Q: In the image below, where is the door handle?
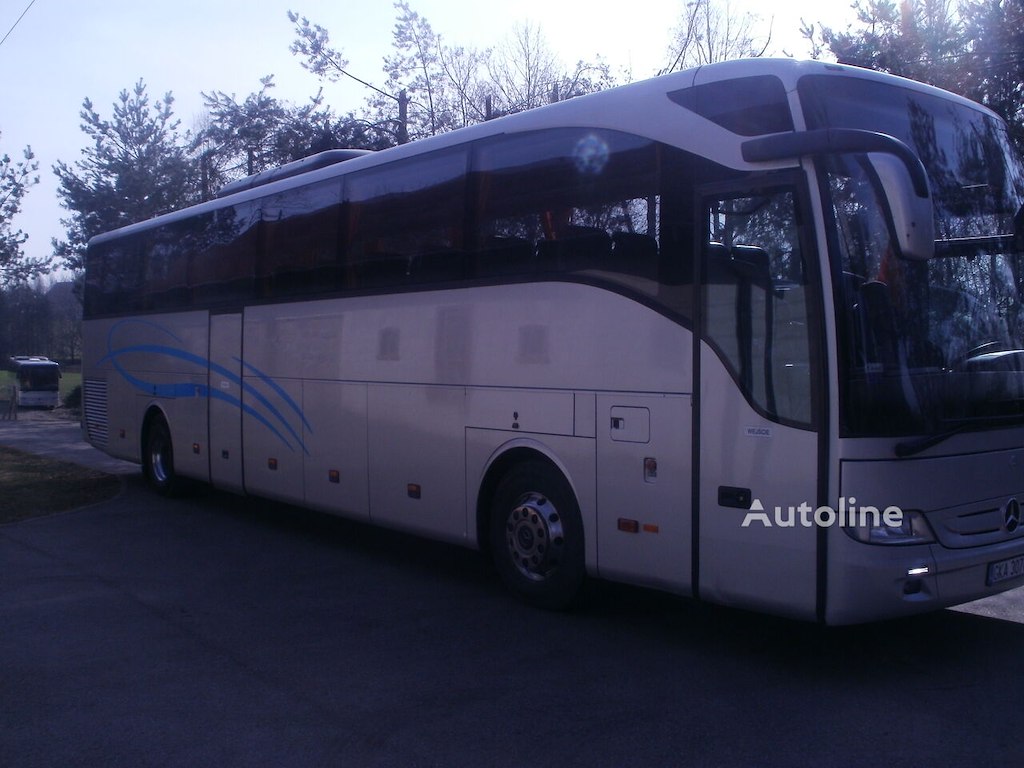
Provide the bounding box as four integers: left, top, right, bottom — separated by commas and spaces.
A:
718, 486, 752, 509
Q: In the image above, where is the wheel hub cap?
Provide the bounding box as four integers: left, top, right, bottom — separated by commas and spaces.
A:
506, 492, 565, 582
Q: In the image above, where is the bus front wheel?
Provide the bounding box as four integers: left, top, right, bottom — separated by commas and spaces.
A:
143, 414, 182, 496
489, 461, 585, 609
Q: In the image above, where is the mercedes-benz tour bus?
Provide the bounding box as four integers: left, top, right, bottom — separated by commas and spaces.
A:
81, 59, 1024, 624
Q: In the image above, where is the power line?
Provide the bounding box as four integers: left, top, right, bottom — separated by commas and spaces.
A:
0, 0, 38, 50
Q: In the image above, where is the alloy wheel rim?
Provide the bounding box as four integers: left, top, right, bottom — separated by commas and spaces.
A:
505, 491, 565, 582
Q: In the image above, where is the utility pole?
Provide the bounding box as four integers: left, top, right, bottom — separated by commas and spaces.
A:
200, 151, 210, 202
397, 90, 409, 145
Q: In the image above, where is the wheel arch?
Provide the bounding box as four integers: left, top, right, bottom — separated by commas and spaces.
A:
140, 402, 171, 456
474, 440, 580, 556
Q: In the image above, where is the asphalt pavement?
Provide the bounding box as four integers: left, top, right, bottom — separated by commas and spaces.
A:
3, 408, 1024, 767
0, 408, 137, 475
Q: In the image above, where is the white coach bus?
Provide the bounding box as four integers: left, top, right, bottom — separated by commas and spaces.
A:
82, 59, 1024, 624
7, 356, 61, 408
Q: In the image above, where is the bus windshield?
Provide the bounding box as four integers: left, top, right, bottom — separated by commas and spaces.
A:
800, 74, 1024, 440
21, 364, 60, 392
8, 357, 60, 392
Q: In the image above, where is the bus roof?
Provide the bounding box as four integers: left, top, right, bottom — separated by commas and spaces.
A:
87, 58, 999, 249
8, 356, 59, 368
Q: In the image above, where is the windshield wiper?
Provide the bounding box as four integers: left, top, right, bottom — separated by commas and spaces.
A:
933, 234, 1015, 258
894, 424, 969, 457
894, 413, 1024, 458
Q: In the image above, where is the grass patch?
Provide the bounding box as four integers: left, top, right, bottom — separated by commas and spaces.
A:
61, 372, 82, 402
0, 446, 122, 523
0, 370, 82, 406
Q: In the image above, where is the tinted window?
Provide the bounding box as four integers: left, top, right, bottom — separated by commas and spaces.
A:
190, 201, 260, 306
85, 129, 742, 321
260, 180, 343, 297
801, 74, 1024, 436
702, 187, 813, 426
669, 76, 794, 136
473, 128, 715, 320
142, 215, 209, 311
85, 234, 147, 316
346, 149, 469, 289
799, 74, 1024, 239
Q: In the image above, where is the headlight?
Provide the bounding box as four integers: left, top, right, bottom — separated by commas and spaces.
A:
844, 508, 936, 545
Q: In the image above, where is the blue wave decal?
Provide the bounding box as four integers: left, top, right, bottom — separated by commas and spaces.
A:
103, 319, 311, 454
239, 359, 313, 434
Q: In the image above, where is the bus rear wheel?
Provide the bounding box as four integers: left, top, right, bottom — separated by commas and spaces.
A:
489, 461, 585, 609
143, 414, 183, 496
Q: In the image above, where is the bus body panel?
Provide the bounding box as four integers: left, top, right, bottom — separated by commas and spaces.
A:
827, 450, 1024, 623
825, 522, 1024, 625
242, 374, 305, 503
84, 312, 210, 465
140, 378, 209, 483
367, 383, 468, 542
208, 313, 244, 493
825, 527, 939, 624
595, 392, 693, 593
91, 284, 690, 542
698, 343, 820, 621
466, 387, 575, 436
15, 387, 60, 408
302, 380, 369, 517
232, 283, 691, 549
15, 390, 59, 408
240, 285, 690, 394
841, 449, 1024, 540
84, 374, 137, 463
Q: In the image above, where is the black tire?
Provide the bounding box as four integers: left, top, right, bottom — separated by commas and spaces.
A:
143, 414, 183, 496
489, 460, 585, 610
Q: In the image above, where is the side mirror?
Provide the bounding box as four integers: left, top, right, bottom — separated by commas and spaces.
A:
868, 152, 935, 261
743, 128, 937, 260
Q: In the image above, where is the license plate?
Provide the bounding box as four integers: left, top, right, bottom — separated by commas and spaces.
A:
987, 555, 1024, 586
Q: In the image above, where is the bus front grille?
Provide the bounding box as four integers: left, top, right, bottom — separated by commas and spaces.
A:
933, 504, 1022, 548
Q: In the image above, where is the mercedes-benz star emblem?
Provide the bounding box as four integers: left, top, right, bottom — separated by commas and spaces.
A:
1004, 498, 1021, 534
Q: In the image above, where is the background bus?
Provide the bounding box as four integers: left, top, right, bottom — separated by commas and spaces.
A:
81, 59, 1024, 624
7, 356, 61, 408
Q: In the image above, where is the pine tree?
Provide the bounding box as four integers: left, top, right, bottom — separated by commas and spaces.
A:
53, 81, 200, 272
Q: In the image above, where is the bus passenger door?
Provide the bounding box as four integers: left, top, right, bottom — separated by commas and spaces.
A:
696, 181, 822, 621
208, 312, 244, 493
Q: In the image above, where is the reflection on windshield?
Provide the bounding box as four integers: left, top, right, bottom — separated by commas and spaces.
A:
803, 76, 1024, 438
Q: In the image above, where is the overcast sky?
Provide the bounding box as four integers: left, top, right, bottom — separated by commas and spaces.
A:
0, 0, 853, 270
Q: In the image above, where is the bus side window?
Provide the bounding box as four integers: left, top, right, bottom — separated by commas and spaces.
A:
345, 149, 468, 291
98, 236, 146, 314
190, 203, 259, 307
535, 224, 612, 273
476, 234, 537, 277
474, 130, 661, 281
610, 231, 659, 281
144, 217, 206, 311
260, 181, 344, 297
703, 189, 813, 426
